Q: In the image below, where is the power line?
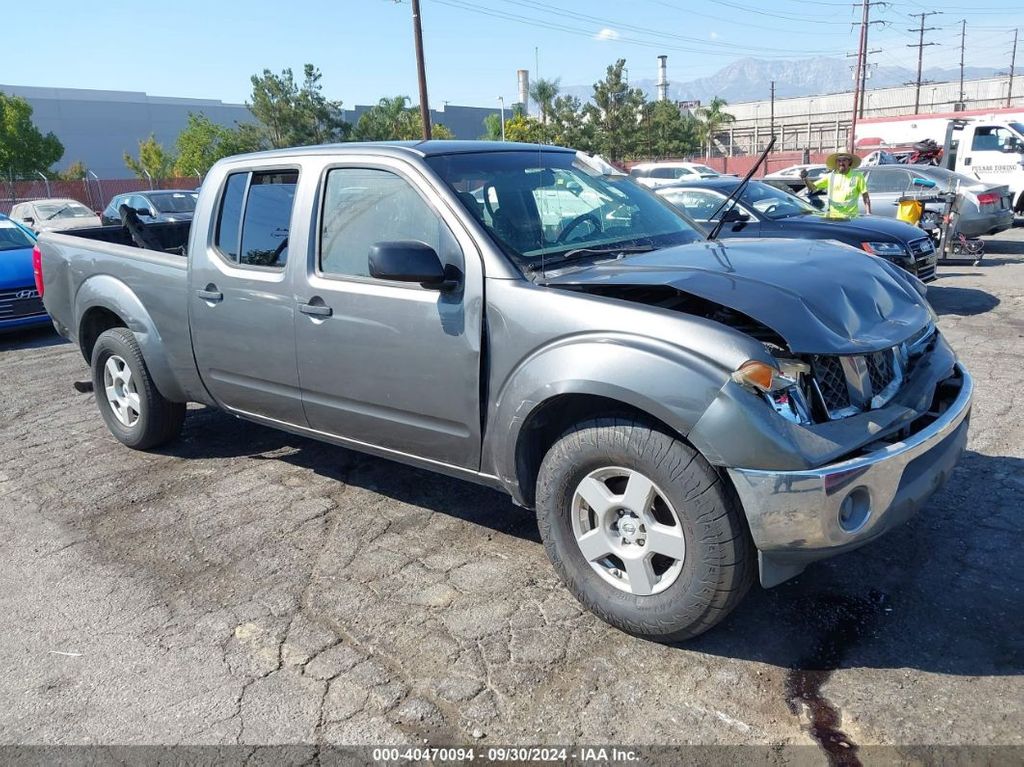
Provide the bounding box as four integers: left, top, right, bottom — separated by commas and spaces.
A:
907, 11, 942, 113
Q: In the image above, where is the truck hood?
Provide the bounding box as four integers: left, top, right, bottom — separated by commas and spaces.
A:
542, 238, 934, 355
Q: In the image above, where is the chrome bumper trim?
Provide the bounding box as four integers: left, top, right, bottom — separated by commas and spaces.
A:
727, 364, 972, 586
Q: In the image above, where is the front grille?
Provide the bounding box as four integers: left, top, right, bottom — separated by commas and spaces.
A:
811, 346, 905, 419
866, 350, 895, 393
812, 355, 852, 413
0, 287, 45, 319
916, 263, 936, 282
909, 237, 934, 258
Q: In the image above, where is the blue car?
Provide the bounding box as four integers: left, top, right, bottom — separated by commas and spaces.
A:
0, 214, 49, 332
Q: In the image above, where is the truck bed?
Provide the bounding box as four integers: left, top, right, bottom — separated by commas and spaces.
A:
37, 221, 206, 404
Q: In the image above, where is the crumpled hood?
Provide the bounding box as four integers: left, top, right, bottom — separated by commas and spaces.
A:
543, 238, 934, 355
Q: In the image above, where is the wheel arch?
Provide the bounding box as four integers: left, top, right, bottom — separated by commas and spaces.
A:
511, 393, 687, 509
74, 275, 187, 402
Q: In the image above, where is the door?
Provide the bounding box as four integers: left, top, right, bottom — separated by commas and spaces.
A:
962, 125, 1024, 186
189, 167, 306, 425
864, 168, 911, 218
294, 162, 483, 469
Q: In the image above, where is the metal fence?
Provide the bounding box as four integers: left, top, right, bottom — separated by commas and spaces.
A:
0, 177, 201, 217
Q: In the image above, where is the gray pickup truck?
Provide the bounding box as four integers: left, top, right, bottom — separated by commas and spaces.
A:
38, 141, 972, 641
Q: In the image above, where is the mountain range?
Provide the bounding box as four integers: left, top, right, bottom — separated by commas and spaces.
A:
561, 56, 1001, 105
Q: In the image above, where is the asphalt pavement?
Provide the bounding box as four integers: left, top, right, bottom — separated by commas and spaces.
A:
1, 227, 1021, 760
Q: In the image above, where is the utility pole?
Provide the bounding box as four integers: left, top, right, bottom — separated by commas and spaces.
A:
1009, 29, 1020, 108
411, 0, 432, 140
849, 0, 869, 152
907, 11, 942, 114
848, 1, 887, 149
958, 20, 967, 106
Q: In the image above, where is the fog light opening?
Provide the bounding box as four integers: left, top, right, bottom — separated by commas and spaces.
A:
838, 487, 871, 533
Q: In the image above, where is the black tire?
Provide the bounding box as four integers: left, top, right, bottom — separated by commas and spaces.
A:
536, 416, 755, 642
91, 327, 186, 450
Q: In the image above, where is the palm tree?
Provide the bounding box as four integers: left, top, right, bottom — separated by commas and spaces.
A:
695, 97, 735, 159
529, 78, 561, 124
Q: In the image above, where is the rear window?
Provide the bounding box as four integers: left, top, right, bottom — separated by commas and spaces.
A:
149, 192, 198, 214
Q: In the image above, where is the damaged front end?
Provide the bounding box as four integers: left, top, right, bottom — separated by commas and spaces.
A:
542, 241, 971, 586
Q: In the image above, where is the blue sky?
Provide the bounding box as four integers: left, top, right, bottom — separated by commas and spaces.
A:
5, 0, 1018, 108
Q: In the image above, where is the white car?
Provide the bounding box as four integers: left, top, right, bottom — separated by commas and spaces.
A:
629, 162, 722, 188
10, 198, 102, 233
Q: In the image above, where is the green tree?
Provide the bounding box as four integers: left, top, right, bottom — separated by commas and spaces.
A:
529, 77, 561, 124
173, 113, 266, 177
353, 96, 453, 140
643, 101, 700, 159
695, 97, 735, 159
124, 134, 175, 180
57, 160, 88, 181
581, 60, 647, 163
248, 64, 350, 148
547, 95, 597, 152
481, 112, 503, 141
504, 114, 546, 144
0, 93, 64, 179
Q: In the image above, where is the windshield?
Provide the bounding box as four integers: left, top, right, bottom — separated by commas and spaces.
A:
738, 182, 818, 219
35, 201, 94, 219
689, 164, 718, 175
149, 191, 198, 214
0, 219, 36, 251
426, 150, 702, 270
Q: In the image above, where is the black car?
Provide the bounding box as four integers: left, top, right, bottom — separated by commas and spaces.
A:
100, 190, 199, 226
657, 178, 938, 282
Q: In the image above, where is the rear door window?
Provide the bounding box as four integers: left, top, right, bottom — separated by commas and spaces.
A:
865, 170, 910, 194
214, 170, 298, 268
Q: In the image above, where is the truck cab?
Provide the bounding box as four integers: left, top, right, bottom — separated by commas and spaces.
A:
945, 119, 1024, 212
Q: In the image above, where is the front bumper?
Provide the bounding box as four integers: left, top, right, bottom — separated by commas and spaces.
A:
727, 363, 972, 587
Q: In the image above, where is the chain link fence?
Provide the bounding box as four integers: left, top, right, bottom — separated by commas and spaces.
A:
1, 177, 201, 217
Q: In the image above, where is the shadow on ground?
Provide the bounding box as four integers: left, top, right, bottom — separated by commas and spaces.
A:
0, 326, 65, 352
160, 407, 1023, 679
926, 285, 1000, 316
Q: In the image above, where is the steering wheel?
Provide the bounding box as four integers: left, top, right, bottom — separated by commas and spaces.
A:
556, 213, 602, 244
762, 204, 778, 217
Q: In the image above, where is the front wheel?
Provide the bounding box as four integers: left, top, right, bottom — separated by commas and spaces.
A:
535, 417, 755, 642
91, 327, 186, 450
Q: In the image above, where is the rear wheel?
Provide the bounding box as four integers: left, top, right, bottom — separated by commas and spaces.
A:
535, 416, 755, 642
91, 327, 185, 449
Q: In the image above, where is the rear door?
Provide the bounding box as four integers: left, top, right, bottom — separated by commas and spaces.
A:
189, 166, 306, 425
293, 158, 483, 469
864, 168, 911, 217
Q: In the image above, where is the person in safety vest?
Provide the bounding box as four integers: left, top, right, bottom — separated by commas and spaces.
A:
801, 151, 871, 219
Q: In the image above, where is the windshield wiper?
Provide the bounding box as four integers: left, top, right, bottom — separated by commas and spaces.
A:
524, 244, 657, 275
43, 204, 72, 220
707, 136, 776, 241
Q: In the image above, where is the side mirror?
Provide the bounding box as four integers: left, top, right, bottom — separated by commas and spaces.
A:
136, 207, 153, 217
911, 177, 937, 188
23, 217, 35, 226
721, 208, 750, 223
369, 241, 456, 290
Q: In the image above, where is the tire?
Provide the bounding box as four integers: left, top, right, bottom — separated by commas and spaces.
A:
91, 327, 186, 450
536, 416, 755, 642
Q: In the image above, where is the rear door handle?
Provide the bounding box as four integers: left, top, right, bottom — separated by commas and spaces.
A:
299, 301, 332, 317
196, 288, 223, 302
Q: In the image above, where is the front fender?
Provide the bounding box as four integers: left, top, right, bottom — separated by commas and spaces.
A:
75, 275, 186, 402
484, 332, 733, 496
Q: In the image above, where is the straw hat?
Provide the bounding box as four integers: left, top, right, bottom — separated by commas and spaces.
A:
825, 151, 862, 171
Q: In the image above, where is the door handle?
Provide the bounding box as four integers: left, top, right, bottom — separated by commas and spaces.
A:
299, 301, 332, 317
196, 287, 223, 302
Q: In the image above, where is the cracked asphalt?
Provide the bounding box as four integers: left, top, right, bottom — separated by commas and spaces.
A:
0, 227, 1021, 756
